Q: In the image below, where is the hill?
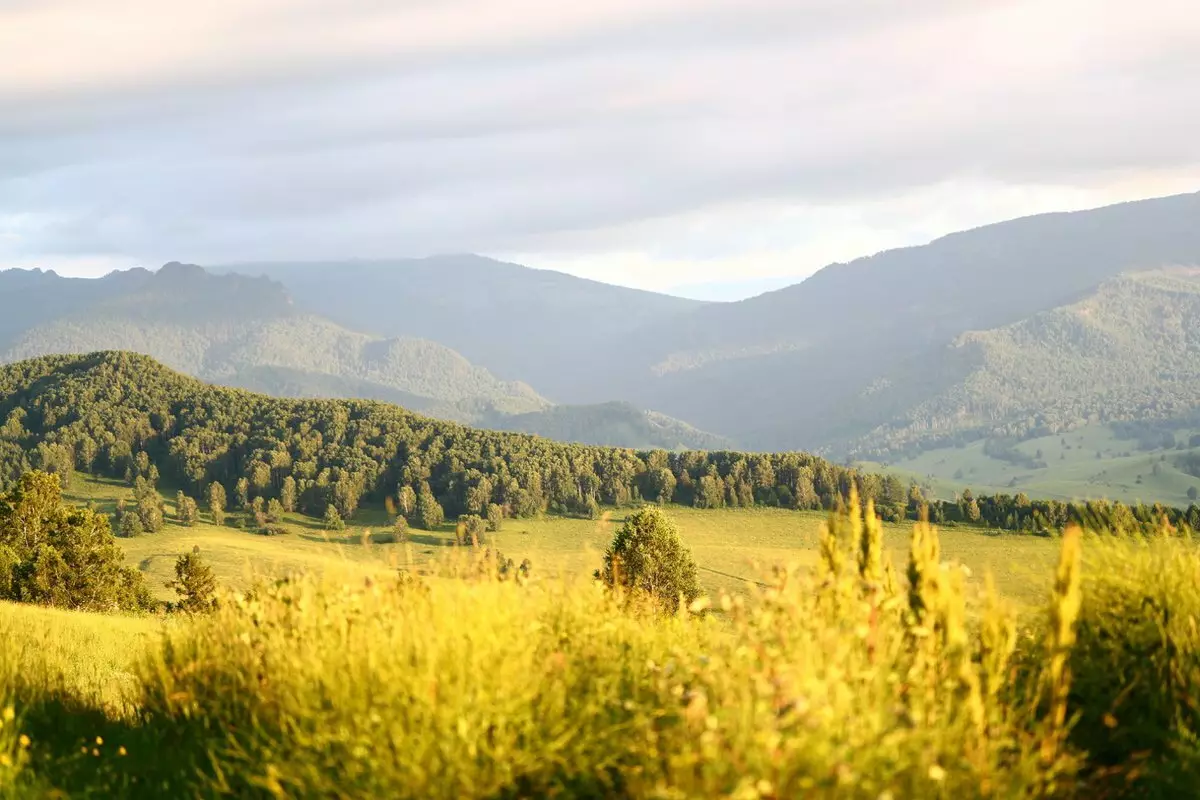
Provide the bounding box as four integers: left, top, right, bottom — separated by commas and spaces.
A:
0, 351, 863, 522
216, 254, 708, 400
1, 262, 547, 413
575, 191, 1200, 451
849, 268, 1200, 457
481, 401, 733, 450
0, 263, 722, 449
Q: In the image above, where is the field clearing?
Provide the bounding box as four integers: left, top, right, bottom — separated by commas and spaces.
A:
868, 422, 1200, 507
65, 474, 1059, 607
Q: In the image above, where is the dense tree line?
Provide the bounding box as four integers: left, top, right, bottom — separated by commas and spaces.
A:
0, 352, 1192, 535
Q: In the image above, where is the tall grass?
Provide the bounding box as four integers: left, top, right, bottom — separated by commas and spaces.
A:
3, 511, 1200, 797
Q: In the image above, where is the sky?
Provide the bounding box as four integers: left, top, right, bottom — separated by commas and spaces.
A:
2, 1, 1199, 301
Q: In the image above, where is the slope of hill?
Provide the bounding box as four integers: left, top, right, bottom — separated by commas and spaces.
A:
0, 263, 724, 449
2, 262, 547, 416
846, 268, 1200, 456
587, 191, 1200, 450
0, 351, 862, 517
482, 401, 733, 450
217, 254, 708, 400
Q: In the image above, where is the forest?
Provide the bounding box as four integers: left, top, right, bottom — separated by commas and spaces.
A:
1, 351, 1195, 535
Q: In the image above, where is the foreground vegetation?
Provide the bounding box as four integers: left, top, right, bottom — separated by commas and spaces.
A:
2, 491, 1200, 796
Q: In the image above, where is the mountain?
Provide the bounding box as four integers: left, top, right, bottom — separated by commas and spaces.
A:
580, 191, 1200, 451
215, 254, 707, 401
0, 263, 723, 450
847, 267, 1200, 456
481, 401, 733, 450
1, 262, 546, 419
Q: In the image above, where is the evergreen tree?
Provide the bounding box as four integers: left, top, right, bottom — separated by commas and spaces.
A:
120, 512, 144, 538
0, 471, 152, 611
138, 500, 165, 533
322, 504, 345, 531
167, 550, 217, 613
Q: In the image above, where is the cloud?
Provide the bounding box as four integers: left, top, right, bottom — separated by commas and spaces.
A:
2, 0, 1199, 294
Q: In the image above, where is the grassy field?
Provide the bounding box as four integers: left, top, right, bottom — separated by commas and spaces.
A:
8, 473, 1200, 797
65, 474, 1059, 606
864, 422, 1200, 507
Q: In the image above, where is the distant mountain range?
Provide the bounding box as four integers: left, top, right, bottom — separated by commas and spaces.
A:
6, 190, 1200, 461
0, 263, 727, 450
217, 255, 706, 401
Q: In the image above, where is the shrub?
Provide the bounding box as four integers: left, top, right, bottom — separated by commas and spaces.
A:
599, 506, 699, 613
392, 516, 409, 542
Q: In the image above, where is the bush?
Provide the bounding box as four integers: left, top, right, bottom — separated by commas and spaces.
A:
599, 506, 699, 613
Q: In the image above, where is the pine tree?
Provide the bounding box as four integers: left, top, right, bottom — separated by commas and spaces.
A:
167, 551, 217, 613
323, 504, 345, 531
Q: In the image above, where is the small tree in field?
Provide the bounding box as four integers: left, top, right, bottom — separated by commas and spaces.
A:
599, 506, 700, 613
392, 515, 409, 542
456, 514, 486, 546
415, 487, 444, 531
323, 504, 345, 532
397, 485, 417, 519
167, 550, 217, 613
486, 503, 504, 532
176, 491, 199, 527
208, 482, 227, 526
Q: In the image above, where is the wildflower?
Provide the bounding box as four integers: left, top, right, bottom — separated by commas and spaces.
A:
18, 735, 30, 749
95, 736, 104, 746
118, 746, 128, 757
928, 764, 947, 782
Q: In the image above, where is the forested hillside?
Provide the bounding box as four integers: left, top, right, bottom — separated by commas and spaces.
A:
850, 268, 1200, 457
2, 352, 1195, 534
0, 264, 721, 449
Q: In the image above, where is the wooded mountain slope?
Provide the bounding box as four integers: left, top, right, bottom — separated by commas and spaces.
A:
0, 263, 721, 450
215, 193, 1200, 455
848, 268, 1200, 457
590, 191, 1200, 451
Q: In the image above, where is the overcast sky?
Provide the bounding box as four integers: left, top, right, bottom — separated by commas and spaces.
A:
3, 0, 1199, 299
